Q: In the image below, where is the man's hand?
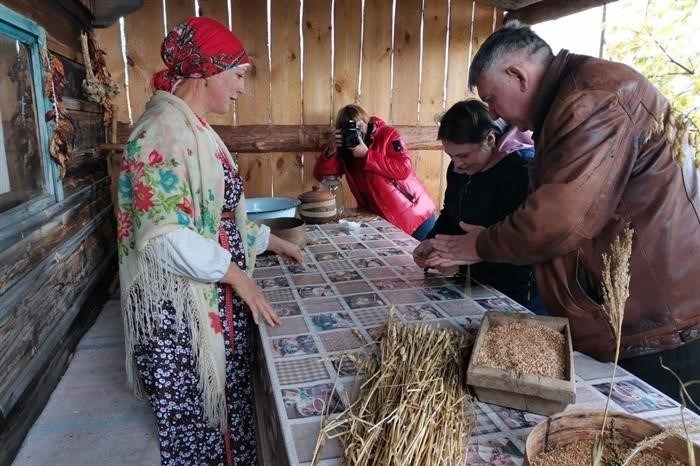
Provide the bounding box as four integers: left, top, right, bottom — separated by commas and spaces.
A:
415, 238, 466, 276
426, 222, 485, 266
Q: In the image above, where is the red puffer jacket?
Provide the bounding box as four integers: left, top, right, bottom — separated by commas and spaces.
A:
313, 116, 436, 235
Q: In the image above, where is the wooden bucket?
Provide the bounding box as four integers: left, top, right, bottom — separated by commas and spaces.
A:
523, 410, 699, 465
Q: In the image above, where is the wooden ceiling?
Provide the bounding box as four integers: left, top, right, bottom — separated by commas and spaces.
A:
478, 0, 541, 8
478, 0, 615, 24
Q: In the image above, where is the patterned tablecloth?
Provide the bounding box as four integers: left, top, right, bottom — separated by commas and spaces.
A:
251, 220, 700, 466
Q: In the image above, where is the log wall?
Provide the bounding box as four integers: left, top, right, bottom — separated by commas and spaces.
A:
95, 0, 503, 209
0, 1, 116, 464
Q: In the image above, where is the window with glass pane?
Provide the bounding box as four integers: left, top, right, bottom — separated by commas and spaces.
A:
0, 36, 43, 212
0, 6, 58, 219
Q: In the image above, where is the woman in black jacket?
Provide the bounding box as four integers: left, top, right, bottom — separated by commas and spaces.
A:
413, 99, 546, 314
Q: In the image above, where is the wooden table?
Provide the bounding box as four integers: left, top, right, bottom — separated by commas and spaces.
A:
251, 220, 700, 466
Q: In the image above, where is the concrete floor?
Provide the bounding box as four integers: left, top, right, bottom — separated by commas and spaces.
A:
12, 295, 161, 466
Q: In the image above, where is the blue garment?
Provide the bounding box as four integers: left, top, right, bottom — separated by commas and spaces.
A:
412, 215, 436, 240
516, 147, 535, 160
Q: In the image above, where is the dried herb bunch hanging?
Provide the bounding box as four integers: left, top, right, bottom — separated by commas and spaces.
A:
80, 31, 119, 128
592, 226, 635, 466
313, 316, 475, 466
42, 49, 76, 178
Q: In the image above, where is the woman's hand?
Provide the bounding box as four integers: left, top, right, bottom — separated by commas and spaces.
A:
350, 138, 368, 158
221, 264, 281, 326
327, 129, 342, 156
268, 234, 304, 264
412, 240, 433, 268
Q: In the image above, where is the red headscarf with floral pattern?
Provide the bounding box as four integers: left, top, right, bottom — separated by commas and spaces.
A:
152, 16, 249, 92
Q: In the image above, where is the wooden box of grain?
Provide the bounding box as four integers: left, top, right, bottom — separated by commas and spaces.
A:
466, 311, 576, 415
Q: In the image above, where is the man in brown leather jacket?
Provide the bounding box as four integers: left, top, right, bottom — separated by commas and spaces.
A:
428, 21, 700, 407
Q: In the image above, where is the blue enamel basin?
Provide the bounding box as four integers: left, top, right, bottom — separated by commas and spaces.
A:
246, 197, 300, 220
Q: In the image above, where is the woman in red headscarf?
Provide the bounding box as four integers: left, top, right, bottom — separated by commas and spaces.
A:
116, 17, 302, 465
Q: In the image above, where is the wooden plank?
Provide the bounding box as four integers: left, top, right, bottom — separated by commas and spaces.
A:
252, 331, 290, 466
233, 0, 272, 197
93, 23, 130, 125
472, 2, 498, 56
165, 0, 195, 34
269, 0, 303, 198
0, 179, 108, 250
301, 0, 333, 126
62, 157, 109, 196
2, 0, 88, 56
197, 0, 234, 126
123, 0, 166, 122
415, 0, 449, 211
506, 0, 614, 25
0, 212, 115, 412
0, 182, 111, 297
114, 122, 445, 152
0, 253, 116, 466
440, 0, 478, 211
69, 108, 105, 154
332, 0, 362, 115
477, 0, 539, 8
301, 0, 333, 193
331, 0, 364, 210
445, 0, 475, 104
359, 0, 393, 118
391, 0, 422, 124
419, 0, 448, 125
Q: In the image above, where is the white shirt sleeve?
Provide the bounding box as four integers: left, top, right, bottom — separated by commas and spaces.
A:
255, 224, 271, 255
162, 228, 231, 282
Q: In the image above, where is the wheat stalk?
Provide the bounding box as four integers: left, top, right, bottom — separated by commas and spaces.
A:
312, 313, 475, 465
620, 423, 700, 466
657, 359, 700, 466
592, 227, 634, 466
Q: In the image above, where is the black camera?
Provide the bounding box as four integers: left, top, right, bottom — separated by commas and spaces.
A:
342, 119, 362, 149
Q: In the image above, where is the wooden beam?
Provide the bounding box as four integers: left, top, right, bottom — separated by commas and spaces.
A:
114, 123, 444, 153
0, 212, 115, 414
476, 0, 539, 9
506, 0, 615, 25
0, 254, 116, 466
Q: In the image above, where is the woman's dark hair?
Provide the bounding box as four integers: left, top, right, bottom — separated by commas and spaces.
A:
437, 99, 506, 144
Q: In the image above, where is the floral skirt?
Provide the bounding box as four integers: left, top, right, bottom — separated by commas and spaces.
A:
133, 287, 257, 466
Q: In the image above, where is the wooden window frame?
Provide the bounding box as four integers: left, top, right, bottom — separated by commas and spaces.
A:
0, 5, 63, 230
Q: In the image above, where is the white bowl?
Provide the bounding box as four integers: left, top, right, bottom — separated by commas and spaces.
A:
246, 197, 300, 220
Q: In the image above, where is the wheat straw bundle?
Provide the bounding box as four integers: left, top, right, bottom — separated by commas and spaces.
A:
312, 317, 475, 466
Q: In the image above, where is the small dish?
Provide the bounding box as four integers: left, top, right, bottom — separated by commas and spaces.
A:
338, 219, 361, 232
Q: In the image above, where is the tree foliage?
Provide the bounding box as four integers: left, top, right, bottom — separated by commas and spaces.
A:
604, 0, 699, 162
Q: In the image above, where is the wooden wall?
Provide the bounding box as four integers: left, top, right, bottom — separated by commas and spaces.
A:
0, 1, 116, 464
95, 0, 502, 210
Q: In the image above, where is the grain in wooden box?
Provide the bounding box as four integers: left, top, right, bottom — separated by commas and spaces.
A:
466, 311, 576, 415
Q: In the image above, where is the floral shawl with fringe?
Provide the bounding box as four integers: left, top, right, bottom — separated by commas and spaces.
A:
116, 90, 259, 428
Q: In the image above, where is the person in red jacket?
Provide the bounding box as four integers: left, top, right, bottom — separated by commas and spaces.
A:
314, 104, 436, 239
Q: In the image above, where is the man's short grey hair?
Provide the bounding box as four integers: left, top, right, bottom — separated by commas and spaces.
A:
468, 20, 553, 89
